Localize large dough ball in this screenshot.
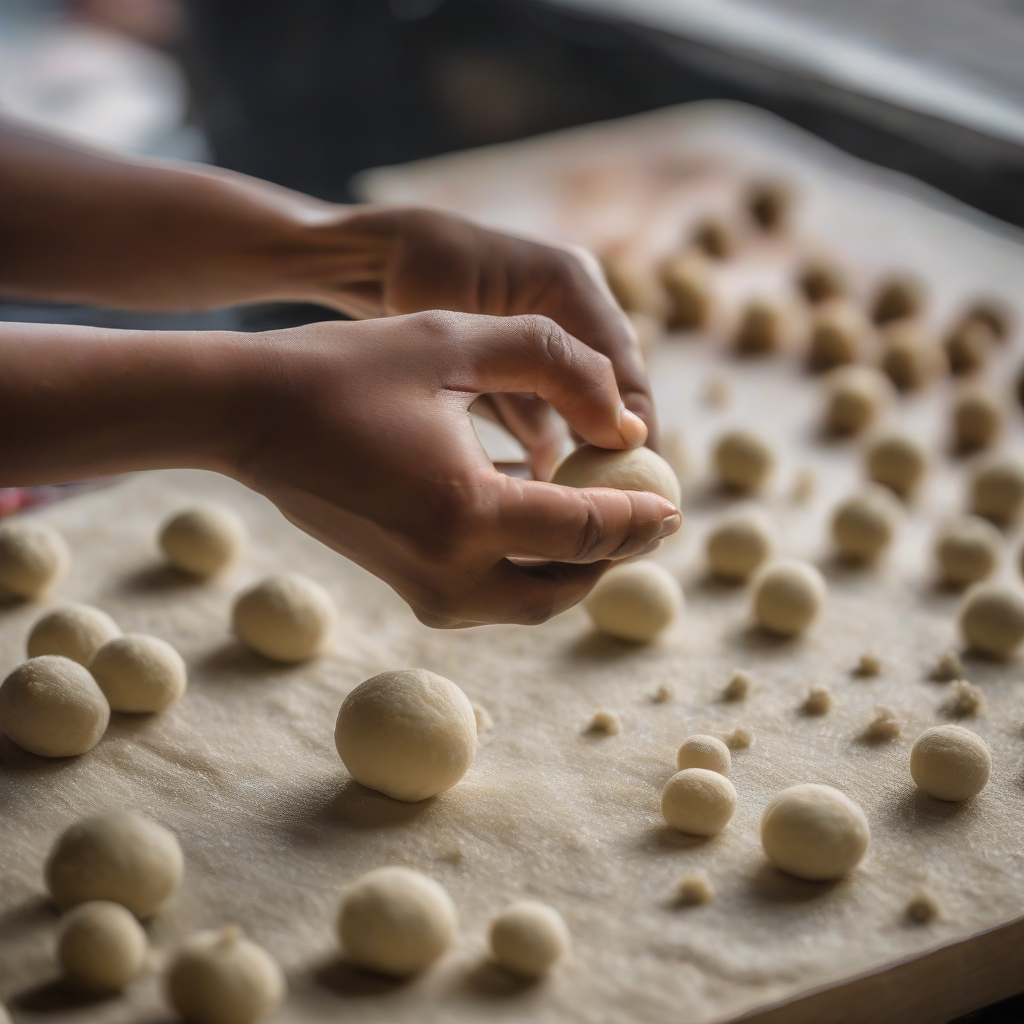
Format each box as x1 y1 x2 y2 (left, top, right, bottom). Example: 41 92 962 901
867 434 927 499
0 520 70 599
335 668 477 802
752 560 826 636
935 516 1002 587
807 300 867 371
89 634 187 713
661 768 736 835
490 901 570 978
232 573 335 663
27 604 121 666
706 511 772 581
0 656 109 757
552 444 681 507
166 926 285 1024
971 457 1024 525
953 388 1002 452
677 734 731 776
823 366 889 436
714 430 775 493
584 561 683 643
46 811 183 917
760 784 870 881
910 725 991 802
831 485 900 562
959 583 1024 658
338 866 456 976
160 505 246 578
58 900 148 991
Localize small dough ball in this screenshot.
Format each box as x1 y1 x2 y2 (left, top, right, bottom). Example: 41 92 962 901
971 457 1024 524
675 873 715 905
760 784 869 881
932 649 964 682
587 709 621 735
338 866 456 976
722 669 752 701
691 216 735 260
335 668 477 802
46 811 183 917
0 656 109 757
0 519 70 599
880 321 945 391
857 653 881 677
935 516 1002 587
26 604 121 666
753 559 826 636
804 685 833 715
489 901 570 978
959 583 1024 658
725 726 752 749
661 252 713 330
945 319 995 376
864 705 900 742
160 505 246 578
58 900 148 992
906 891 940 924
89 634 187 713
584 561 683 643
910 724 991 801
734 298 783 356
677 734 731 776
798 259 846 305
872 273 925 325
831 485 900 562
964 298 1012 341
807 300 867 371
823 365 888 436
944 679 984 718
953 388 1002 452
867 434 927 499
706 511 772 581
552 443 681 507
714 429 775 493
661 768 737 835
232 573 335 663
166 926 285 1024
747 180 791 232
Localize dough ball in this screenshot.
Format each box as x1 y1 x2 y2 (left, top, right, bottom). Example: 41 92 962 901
747 180 791 232
489 901 570 978
734 298 783 356
552 443 681 507
864 705 900 742
706 511 772 581
584 561 683 643
867 433 927 499
945 319 994 376
661 768 737 835
797 259 846 305
760 784 869 881
725 726 752 749
714 429 775 493
58 900 148 992
944 679 984 718
160 505 246 578
675 873 715 905
599 247 666 318
804 686 833 715
90 634 187 713
971 456 1024 524
587 709 621 735
831 485 900 562
0 520 70 599
661 252 713 330
677 734 731 776
807 300 867 371
166 926 285 1024
335 668 477 802
0 656 109 757
232 573 335 663
959 583 1024 658
691 216 735 260
338 866 456 976
935 516 1002 587
906 891 940 924
823 365 889 436
871 273 925 325
856 653 882 677
752 559 827 636
880 321 945 391
964 298 1011 341
722 669 752 701
953 388 1002 452
26 604 121 666
46 811 183 917
910 724 991 801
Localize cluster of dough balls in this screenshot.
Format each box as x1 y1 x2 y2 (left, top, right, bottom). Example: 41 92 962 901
661 735 736 836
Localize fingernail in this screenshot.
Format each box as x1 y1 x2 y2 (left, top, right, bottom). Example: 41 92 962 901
658 512 683 538
619 405 648 447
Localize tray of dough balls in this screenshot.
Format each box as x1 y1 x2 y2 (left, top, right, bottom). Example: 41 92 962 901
3 101 1024 1024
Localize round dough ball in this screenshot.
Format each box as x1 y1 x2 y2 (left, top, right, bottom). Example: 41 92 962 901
964 298 1011 341
953 388 1002 452
823 365 888 436
600 247 665 317
959 583 1024 658
797 259 846 305
661 252 713 330
338 866 456 976
867 434 927 499
971 457 1024 524
490 901 570 978
0 520 70 599
935 516 1002 587
677 734 731 776
232 573 335 663
831 485 900 562
335 668 477 802
807 300 867 371
89 634 187 713
58 900 148 992
661 768 737 836
872 274 925 325
0 656 109 757
46 811 183 917
760 784 870 881
910 725 991 801
747 180 791 232
584 561 683 643
880 321 945 391
714 430 775 493
945 319 994 376
752 559 826 637
26 604 121 666
552 444 681 507
734 298 784 356
160 505 246 578
691 216 735 260
706 512 772 581
166 926 285 1024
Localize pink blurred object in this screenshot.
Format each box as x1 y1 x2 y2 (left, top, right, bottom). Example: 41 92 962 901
0 481 116 519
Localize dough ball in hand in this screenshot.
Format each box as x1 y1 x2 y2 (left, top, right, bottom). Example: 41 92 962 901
910 725 991 801
27 604 121 666
584 561 683 643
661 768 737 835
232 573 335 663
490 901 570 978
714 430 775 493
335 668 477 802
0 520 70 599
959 583 1024 658
58 900 148 992
935 516 1002 587
971 457 1024 524
0 656 109 757
677 734 731 776
752 559 826 636
160 505 246 578
90 634 187 713
552 444 681 506
707 512 772 581
831 485 900 562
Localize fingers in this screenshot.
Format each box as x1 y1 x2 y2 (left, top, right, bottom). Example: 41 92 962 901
472 393 564 481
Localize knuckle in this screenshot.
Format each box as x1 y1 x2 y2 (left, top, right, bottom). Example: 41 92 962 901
521 314 572 369
567 495 606 562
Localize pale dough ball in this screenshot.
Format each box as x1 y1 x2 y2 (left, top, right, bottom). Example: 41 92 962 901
953 388 1002 452
46 811 183 917
752 559 827 636
599 247 665 317
0 655 109 757
714 429 775 493
90 634 187 713
706 511 772 581
661 252 713 330
0 519 70 599
160 505 246 578
166 926 285 1024
971 457 1024 524
661 768 737 835
823 365 889 436
27 604 121 666
734 298 783 356
798 259 846 305
872 274 925 325
552 443 681 507
760 784 870 881
58 900 148 992
490 901 570 978
677 734 731 776
910 725 991 801
338 866 456 976
675 872 715 905
935 516 1002 586
335 668 477 802
807 300 867 371
880 321 945 391
584 561 683 643
232 573 335 662
959 583 1024 658
831 485 900 562
867 434 927 499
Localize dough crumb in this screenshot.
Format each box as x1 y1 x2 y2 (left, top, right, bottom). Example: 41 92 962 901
931 649 964 682
588 710 621 736
722 670 752 702
704 373 732 408
944 680 984 718
856 653 882 677
725 726 752 749
864 706 901 742
906 892 940 924
473 704 495 734
675 873 715 906
651 684 674 704
791 468 816 504
804 686 833 715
